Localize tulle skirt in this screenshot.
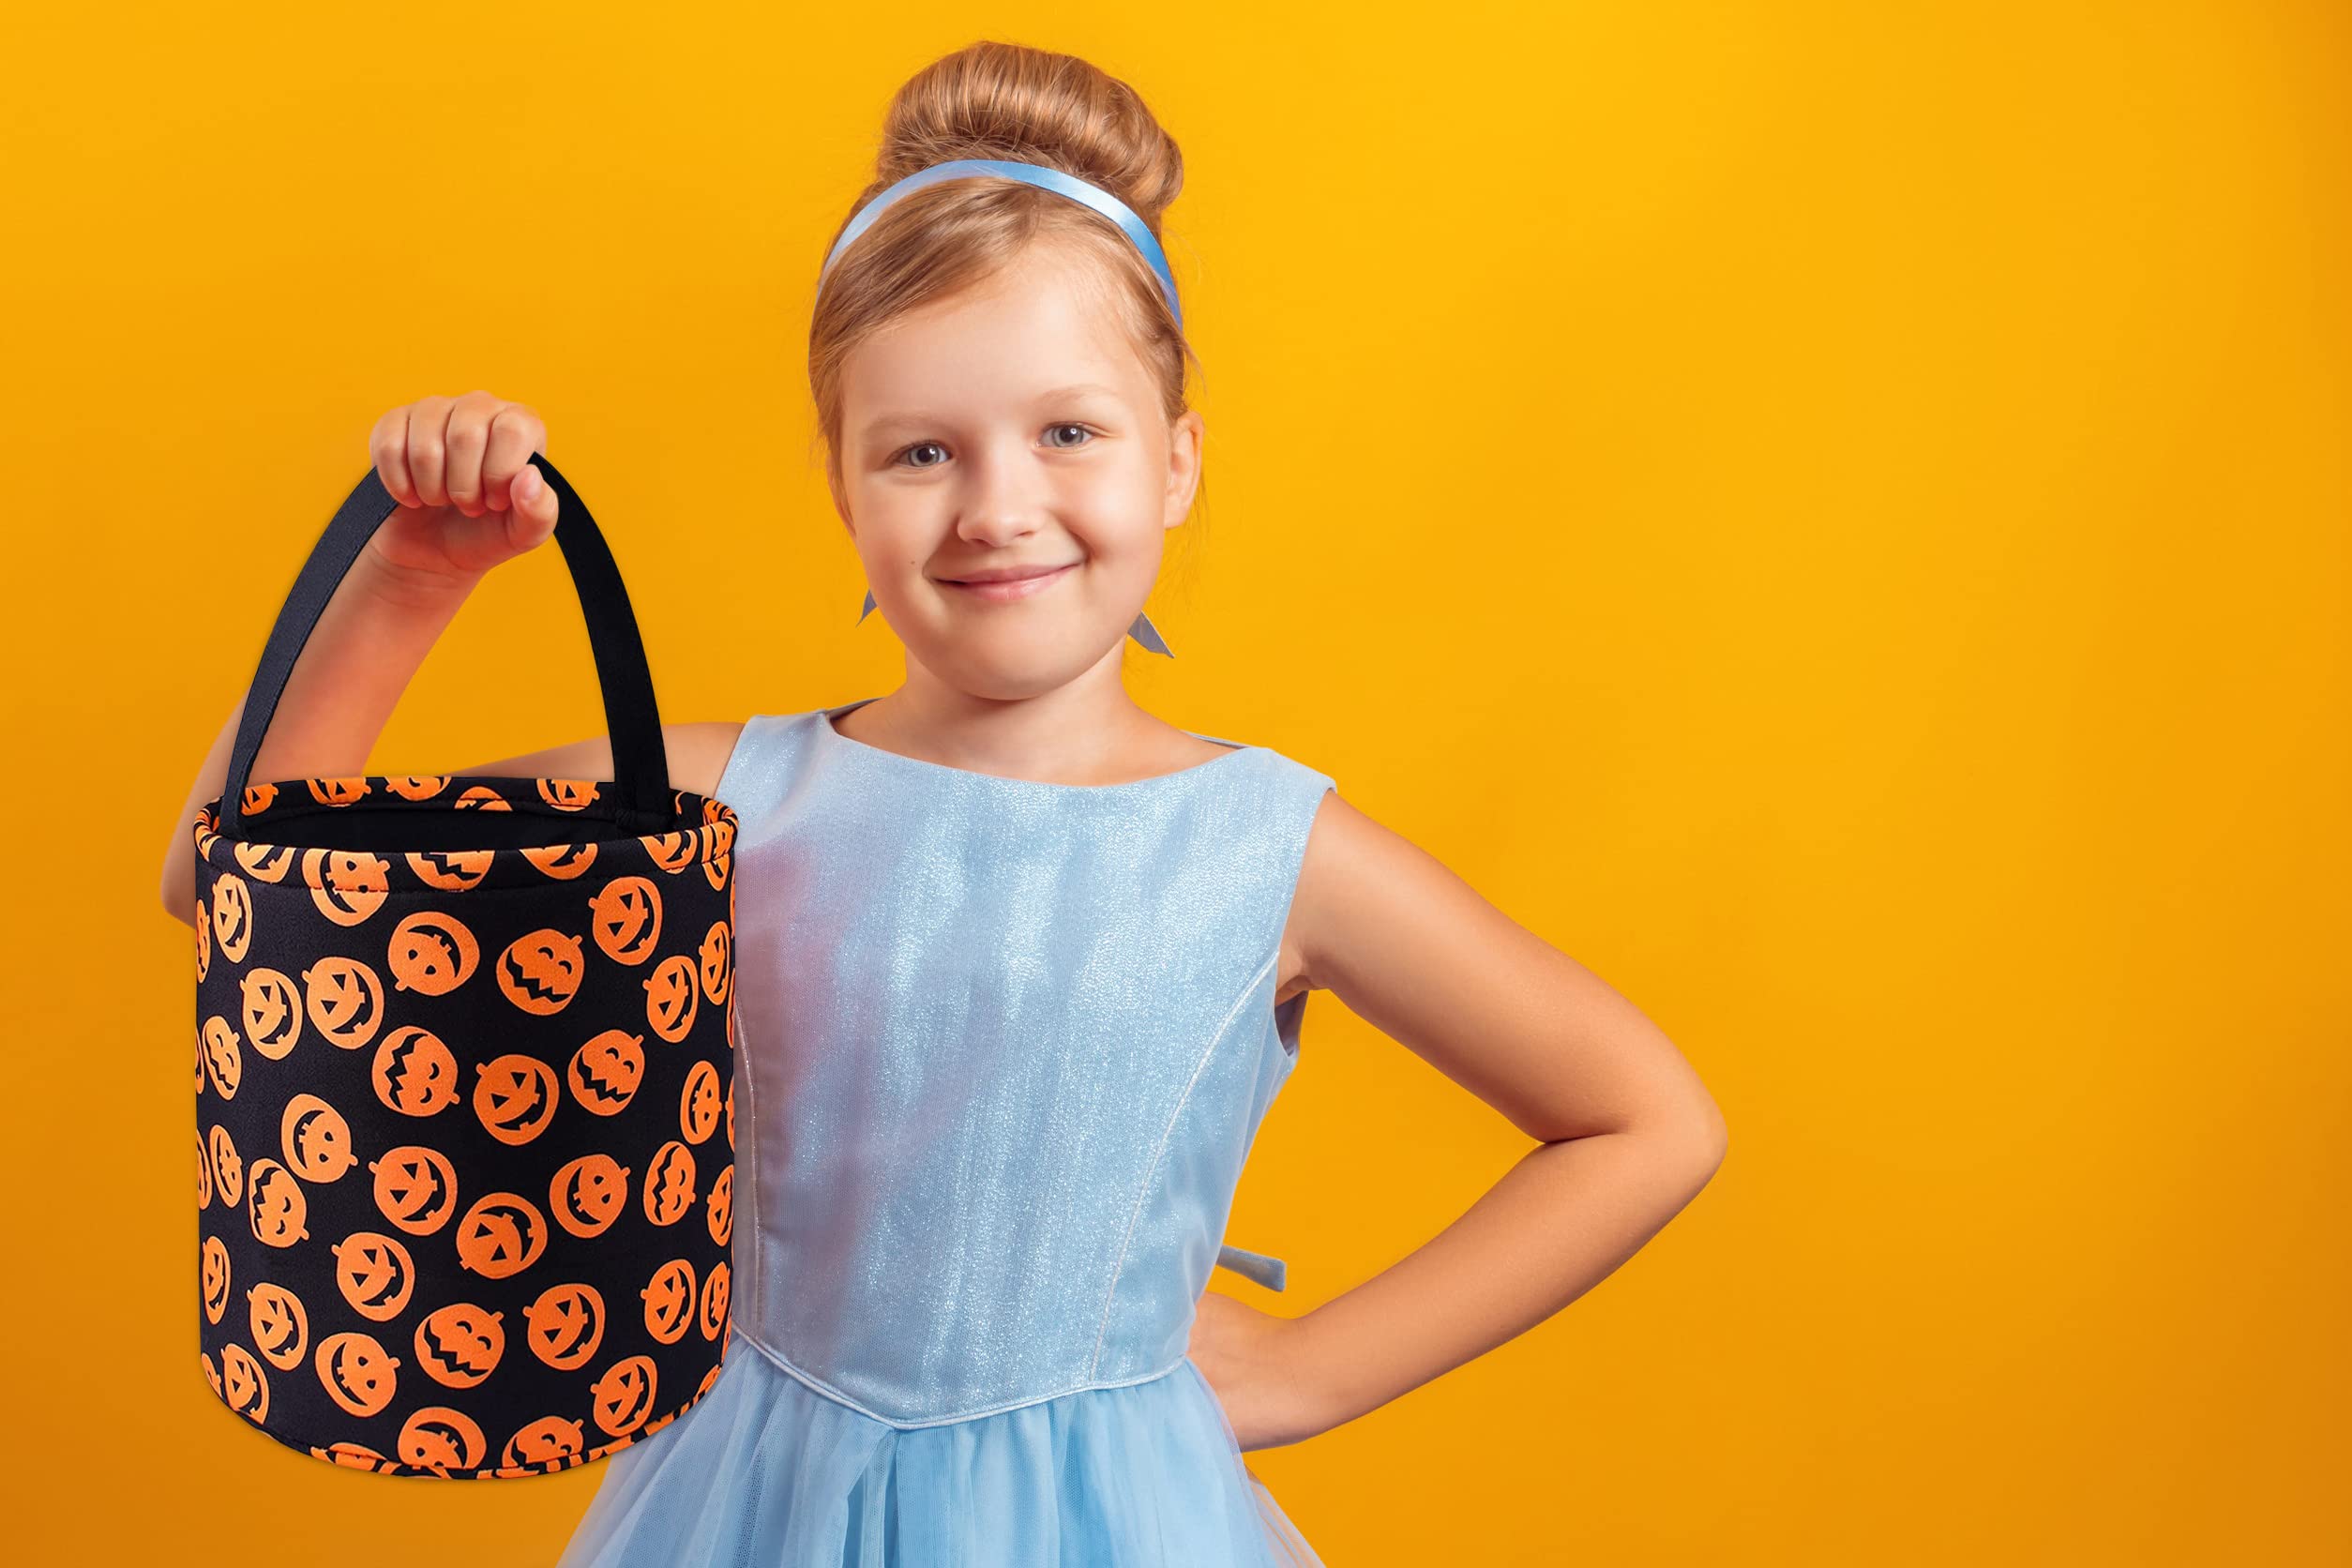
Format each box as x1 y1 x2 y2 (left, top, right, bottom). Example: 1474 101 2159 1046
556 1327 1322 1567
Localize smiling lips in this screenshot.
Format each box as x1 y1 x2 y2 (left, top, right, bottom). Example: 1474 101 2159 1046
939 562 1078 601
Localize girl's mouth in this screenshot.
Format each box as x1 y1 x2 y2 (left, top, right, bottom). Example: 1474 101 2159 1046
940 563 1077 602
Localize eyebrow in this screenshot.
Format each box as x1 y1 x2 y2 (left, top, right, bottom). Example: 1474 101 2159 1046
861 384 1124 435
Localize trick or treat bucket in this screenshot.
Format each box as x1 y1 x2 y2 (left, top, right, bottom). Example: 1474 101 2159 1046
188 453 739 1479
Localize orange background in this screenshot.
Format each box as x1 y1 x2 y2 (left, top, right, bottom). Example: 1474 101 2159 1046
3 2 2345 1562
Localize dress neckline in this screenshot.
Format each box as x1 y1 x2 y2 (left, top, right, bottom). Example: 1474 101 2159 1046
815 699 1256 792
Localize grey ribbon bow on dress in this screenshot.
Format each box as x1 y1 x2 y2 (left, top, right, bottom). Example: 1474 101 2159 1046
1213 1243 1286 1291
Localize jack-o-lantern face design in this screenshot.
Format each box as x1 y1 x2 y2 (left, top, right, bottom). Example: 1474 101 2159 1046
309 1441 400 1472
240 968 303 1060
697 921 732 1003
200 1349 221 1400
456 1193 548 1279
201 1016 243 1100
194 897 211 983
550 1153 630 1239
703 850 731 895
248 1282 309 1372
520 840 598 881
537 778 601 812
588 876 663 965
642 828 702 874
315 1330 401 1417
197 1132 213 1209
370 1144 458 1234
201 1234 232 1324
384 775 449 801
641 1259 697 1345
705 1164 733 1247
208 1124 245 1208
331 1229 416 1320
233 839 298 884
210 870 254 963
301 847 392 927
501 1416 587 1473
726 1075 735 1151
567 1030 645 1117
220 1343 270 1423
474 1054 559 1146
399 1406 487 1477
497 929 586 1015
415 1304 505 1389
644 956 700 1043
240 781 279 815
699 1259 731 1341
303 957 386 1050
453 784 510 812
642 1141 698 1227
282 1093 356 1183
308 776 372 808
525 1282 606 1370
373 1026 459 1116
678 1060 722 1144
388 912 479 995
407 847 493 891
247 1158 310 1247
590 1355 658 1438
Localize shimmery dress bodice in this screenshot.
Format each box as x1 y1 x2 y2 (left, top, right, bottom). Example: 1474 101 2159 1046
558 702 1334 1567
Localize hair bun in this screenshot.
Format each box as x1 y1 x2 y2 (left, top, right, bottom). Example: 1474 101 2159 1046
876 40 1184 230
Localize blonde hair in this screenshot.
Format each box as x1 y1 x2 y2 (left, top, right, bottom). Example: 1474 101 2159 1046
808 40 1208 536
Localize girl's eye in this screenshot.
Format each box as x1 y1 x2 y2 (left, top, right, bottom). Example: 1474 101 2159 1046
889 425 1096 468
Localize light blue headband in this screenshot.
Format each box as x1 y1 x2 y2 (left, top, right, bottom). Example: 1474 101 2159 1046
817 157 1184 331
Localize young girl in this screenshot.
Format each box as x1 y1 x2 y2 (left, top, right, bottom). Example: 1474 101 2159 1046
160 39 1725 1566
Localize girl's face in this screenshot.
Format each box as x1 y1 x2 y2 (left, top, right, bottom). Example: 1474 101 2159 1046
832 241 1203 700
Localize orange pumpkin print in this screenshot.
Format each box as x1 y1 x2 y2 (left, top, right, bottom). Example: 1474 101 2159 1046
415 1303 505 1389
332 1229 416 1320
524 1282 606 1371
221 1343 270 1424
407 847 493 891
641 1259 697 1346
248 1282 309 1372
372 1025 459 1116
247 1158 310 1247
703 849 731 895
240 967 303 1060
388 911 479 995
644 955 700 1042
455 1192 548 1280
200 1349 221 1400
705 1164 733 1248
699 1260 731 1341
452 784 511 811
209 1123 246 1208
697 921 732 1003
726 1073 735 1151
568 1029 645 1117
196 1131 213 1209
239 780 279 815
303 956 386 1049
384 775 450 801
497 928 587 1015
590 1355 658 1438
233 839 298 883
678 1059 722 1144
301 847 391 927
474 1053 560 1146
200 1015 243 1100
642 828 702 874
370 1144 459 1235
308 776 371 807
316 1330 402 1418
282 1093 356 1183
537 778 601 811
550 1152 630 1239
194 896 210 983
201 1234 232 1324
642 1140 697 1227
310 1441 401 1473
209 870 254 963
588 876 663 965
399 1406 487 1476
500 1415 587 1473
520 840 598 881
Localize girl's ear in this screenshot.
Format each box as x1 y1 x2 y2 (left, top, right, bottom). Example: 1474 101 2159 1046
1164 409 1205 530
827 460 855 539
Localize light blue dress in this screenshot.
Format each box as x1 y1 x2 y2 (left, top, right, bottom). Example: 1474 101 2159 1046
557 701 1335 1566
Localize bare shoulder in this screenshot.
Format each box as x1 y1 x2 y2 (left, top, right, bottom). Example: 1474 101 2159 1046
663 719 751 802
1283 787 1460 1000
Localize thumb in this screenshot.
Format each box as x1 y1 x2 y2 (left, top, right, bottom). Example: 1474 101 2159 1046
509 462 560 544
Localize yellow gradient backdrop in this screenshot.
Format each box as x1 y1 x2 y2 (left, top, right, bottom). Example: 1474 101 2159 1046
3 2 2344 1562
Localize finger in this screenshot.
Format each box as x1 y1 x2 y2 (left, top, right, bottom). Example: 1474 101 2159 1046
368 407 418 507
443 390 499 517
406 395 455 508
479 402 546 512
505 461 560 545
